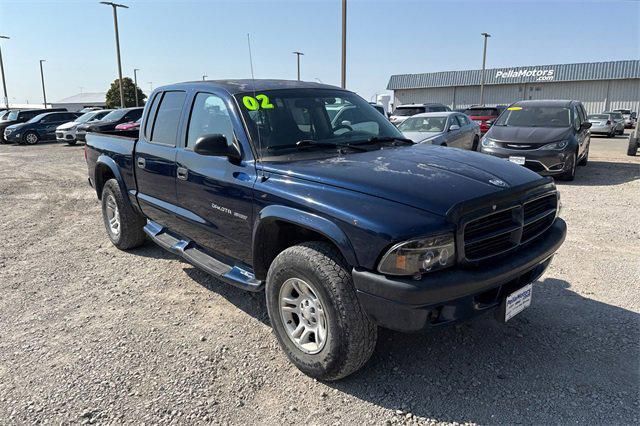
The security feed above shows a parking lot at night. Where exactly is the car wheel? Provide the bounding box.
[578,145,589,166]
[67,140,77,146]
[471,136,479,151]
[101,179,146,250]
[265,241,377,381]
[607,129,614,138]
[559,152,576,181]
[23,131,39,145]
[627,137,638,156]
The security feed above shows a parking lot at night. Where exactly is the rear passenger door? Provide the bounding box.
[173,91,257,265]
[134,90,187,229]
[445,115,464,148]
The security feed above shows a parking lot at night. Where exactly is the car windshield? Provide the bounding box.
[100,109,128,121]
[75,112,98,123]
[398,116,447,132]
[392,107,425,117]
[235,89,405,159]
[494,105,571,128]
[614,109,630,114]
[464,108,498,116]
[605,112,623,119]
[588,114,609,120]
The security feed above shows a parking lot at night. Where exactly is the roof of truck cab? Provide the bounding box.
[163,79,345,94]
[512,100,576,107]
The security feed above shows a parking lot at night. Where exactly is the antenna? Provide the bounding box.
[247,33,264,178]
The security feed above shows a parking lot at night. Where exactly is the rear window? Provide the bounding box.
[464,108,499,117]
[149,91,186,146]
[393,107,425,116]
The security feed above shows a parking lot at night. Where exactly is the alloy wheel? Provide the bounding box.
[279,277,328,354]
[105,194,121,237]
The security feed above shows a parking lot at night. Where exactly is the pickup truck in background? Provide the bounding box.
[85,80,566,380]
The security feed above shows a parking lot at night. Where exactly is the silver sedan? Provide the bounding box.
[397,111,481,150]
[588,113,617,137]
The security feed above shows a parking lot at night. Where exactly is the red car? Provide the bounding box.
[463,106,505,134]
[115,118,141,131]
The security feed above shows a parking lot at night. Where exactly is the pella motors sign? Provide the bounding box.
[495,68,555,81]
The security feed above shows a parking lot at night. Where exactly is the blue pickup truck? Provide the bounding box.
[85,80,566,380]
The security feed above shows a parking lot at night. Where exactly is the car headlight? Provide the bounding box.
[377,233,456,276]
[481,137,497,148]
[5,128,12,134]
[540,140,569,150]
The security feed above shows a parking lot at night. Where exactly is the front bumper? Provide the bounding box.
[480,146,570,176]
[56,129,77,141]
[353,218,566,332]
[3,131,21,143]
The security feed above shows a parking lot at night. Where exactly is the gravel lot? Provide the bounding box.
[0,132,638,425]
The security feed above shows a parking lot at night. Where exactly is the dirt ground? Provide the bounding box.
[0,132,638,425]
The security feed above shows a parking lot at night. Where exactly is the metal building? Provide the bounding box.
[387,60,640,114]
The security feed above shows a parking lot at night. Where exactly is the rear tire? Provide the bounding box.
[101,179,146,250]
[471,136,479,151]
[265,241,377,381]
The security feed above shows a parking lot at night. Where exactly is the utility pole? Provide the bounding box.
[480,32,491,106]
[39,60,47,108]
[341,0,347,88]
[133,68,140,106]
[101,2,129,108]
[292,51,304,81]
[202,74,207,81]
[0,36,9,109]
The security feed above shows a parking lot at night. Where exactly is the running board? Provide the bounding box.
[143,221,264,292]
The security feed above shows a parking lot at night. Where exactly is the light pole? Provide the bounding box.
[341,0,347,88]
[39,60,47,108]
[480,32,491,106]
[133,68,140,107]
[292,51,304,81]
[101,2,129,108]
[0,35,9,109]
[202,74,207,81]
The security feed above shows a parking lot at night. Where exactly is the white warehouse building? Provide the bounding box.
[387,60,640,114]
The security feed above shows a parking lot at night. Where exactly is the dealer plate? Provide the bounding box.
[505,284,532,322]
[509,156,526,165]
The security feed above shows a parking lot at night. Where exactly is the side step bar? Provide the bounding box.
[143,221,264,292]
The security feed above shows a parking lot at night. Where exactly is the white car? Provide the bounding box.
[389,103,450,126]
[55,109,112,145]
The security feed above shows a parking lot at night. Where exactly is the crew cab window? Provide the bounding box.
[144,93,161,139]
[186,93,235,149]
[150,91,186,146]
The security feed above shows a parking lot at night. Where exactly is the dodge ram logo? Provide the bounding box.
[489,178,509,188]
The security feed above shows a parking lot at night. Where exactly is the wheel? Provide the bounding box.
[101,179,146,250]
[559,152,576,181]
[607,129,614,138]
[265,241,377,381]
[471,136,479,151]
[67,140,77,146]
[627,137,638,156]
[578,145,589,166]
[23,131,39,145]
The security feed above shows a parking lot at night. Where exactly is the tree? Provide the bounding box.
[105,77,146,108]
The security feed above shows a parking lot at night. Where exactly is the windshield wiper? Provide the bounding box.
[366,136,414,145]
[295,139,369,152]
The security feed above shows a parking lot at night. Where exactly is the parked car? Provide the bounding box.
[84,107,143,135]
[85,79,566,380]
[114,118,141,131]
[397,111,481,150]
[587,113,617,137]
[0,108,67,143]
[4,111,81,144]
[480,100,591,181]
[56,109,113,145]
[389,103,450,126]
[612,109,636,128]
[463,106,505,134]
[603,111,625,135]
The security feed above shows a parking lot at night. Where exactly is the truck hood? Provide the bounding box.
[263,145,544,216]
[487,126,572,145]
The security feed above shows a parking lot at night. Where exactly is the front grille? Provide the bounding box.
[462,193,557,261]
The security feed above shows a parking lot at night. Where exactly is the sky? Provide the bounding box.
[0,0,638,105]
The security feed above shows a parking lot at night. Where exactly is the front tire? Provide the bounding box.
[101,179,146,250]
[23,131,39,145]
[559,152,576,181]
[628,137,638,156]
[471,136,479,151]
[67,140,77,146]
[265,242,377,381]
[578,145,589,166]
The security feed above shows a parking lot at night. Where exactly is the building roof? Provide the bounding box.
[53,92,106,104]
[387,60,640,90]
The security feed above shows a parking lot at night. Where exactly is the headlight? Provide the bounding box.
[377,233,456,276]
[540,140,569,150]
[5,128,12,134]
[481,137,497,148]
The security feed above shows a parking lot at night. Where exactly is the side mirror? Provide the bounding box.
[194,134,241,161]
[341,120,352,126]
[581,122,592,130]
[448,124,460,131]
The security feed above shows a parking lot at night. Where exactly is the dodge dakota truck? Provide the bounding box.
[85,80,566,380]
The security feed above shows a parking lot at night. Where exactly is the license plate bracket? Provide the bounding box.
[509,156,526,165]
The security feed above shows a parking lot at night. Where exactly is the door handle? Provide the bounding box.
[177,167,188,180]
[137,157,146,168]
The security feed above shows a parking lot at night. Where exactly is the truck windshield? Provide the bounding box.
[494,106,571,128]
[235,89,404,158]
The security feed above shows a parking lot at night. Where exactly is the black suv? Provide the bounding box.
[4,111,82,144]
[0,108,68,143]
[480,100,591,181]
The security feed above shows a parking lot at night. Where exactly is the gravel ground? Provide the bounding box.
[0,133,638,425]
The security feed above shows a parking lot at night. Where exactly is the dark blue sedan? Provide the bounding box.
[4,111,82,145]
